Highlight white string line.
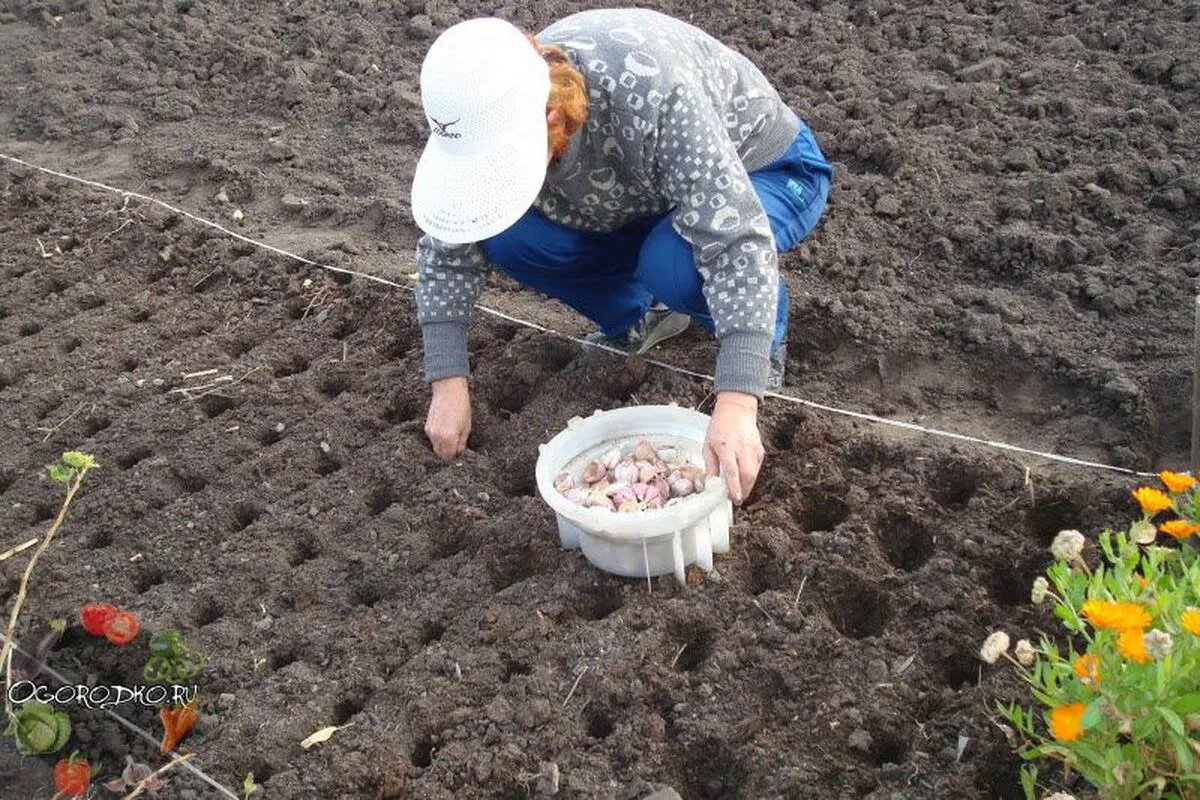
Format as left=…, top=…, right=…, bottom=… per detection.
left=0, top=150, right=1157, bottom=478
left=1, top=636, right=239, bottom=798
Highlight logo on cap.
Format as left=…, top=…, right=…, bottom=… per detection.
left=430, top=116, right=462, bottom=139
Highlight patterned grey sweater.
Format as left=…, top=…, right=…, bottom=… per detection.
left=415, top=8, right=801, bottom=396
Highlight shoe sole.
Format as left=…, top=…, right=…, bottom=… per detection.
left=635, top=312, right=692, bottom=354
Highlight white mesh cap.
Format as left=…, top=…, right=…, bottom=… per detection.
left=411, top=18, right=551, bottom=244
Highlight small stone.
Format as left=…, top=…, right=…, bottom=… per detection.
left=264, top=138, right=295, bottom=161
left=218, top=692, right=236, bottom=707
left=1017, top=69, right=1041, bottom=87
left=281, top=193, right=308, bottom=210
left=485, top=697, right=513, bottom=725
left=874, top=195, right=902, bottom=216
left=535, top=762, right=560, bottom=796
left=958, top=57, right=1006, bottom=82
left=231, top=208, right=244, bottom=223
left=1003, top=147, right=1038, bottom=172
left=214, top=188, right=229, bottom=203
left=643, top=789, right=684, bottom=800
left=406, top=13, right=435, bottom=39
left=866, top=658, right=889, bottom=683
left=849, top=727, right=874, bottom=753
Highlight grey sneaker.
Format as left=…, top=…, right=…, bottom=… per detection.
left=767, top=339, right=788, bottom=390
left=584, top=305, right=692, bottom=355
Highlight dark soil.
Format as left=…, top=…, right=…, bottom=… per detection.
left=0, top=0, right=1196, bottom=798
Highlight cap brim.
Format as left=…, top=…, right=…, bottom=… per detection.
left=411, top=122, right=548, bottom=245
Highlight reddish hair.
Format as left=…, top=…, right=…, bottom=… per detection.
left=528, top=34, right=588, bottom=159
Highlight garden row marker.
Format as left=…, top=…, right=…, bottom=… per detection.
left=0, top=637, right=240, bottom=798
left=0, top=151, right=1159, bottom=478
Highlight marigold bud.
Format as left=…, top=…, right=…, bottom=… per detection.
left=979, top=631, right=1010, bottom=664
left=1014, top=639, right=1036, bottom=667
left=1050, top=529, right=1085, bottom=561
left=1144, top=629, right=1173, bottom=660
left=1031, top=576, right=1049, bottom=604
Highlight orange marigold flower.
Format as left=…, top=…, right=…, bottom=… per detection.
left=1181, top=609, right=1200, bottom=636
left=1081, top=600, right=1152, bottom=632
left=1049, top=703, right=1086, bottom=741
left=1159, top=520, right=1200, bottom=540
left=1159, top=471, right=1197, bottom=494
left=1072, top=654, right=1101, bottom=685
left=1132, top=487, right=1173, bottom=514
left=1117, top=628, right=1151, bottom=664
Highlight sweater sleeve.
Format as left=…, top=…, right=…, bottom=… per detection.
left=648, top=86, right=780, bottom=397
left=414, top=234, right=490, bottom=382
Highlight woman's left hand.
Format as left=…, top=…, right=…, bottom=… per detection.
left=703, top=391, right=765, bottom=505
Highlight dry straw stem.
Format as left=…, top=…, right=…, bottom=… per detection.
left=121, top=753, right=196, bottom=800
left=0, top=537, right=38, bottom=563
left=0, top=465, right=91, bottom=713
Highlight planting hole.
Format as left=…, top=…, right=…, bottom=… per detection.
left=32, top=501, right=57, bottom=523
left=77, top=295, right=105, bottom=310
left=674, top=627, right=713, bottom=673
left=230, top=500, right=263, bottom=531
left=587, top=708, right=614, bottom=739
left=988, top=554, right=1048, bottom=606
left=576, top=586, right=623, bottom=621
left=420, top=621, right=445, bottom=645
left=314, top=450, right=341, bottom=476
left=320, top=375, right=350, bottom=399
left=411, top=735, right=435, bottom=768
left=823, top=573, right=891, bottom=639
left=19, top=321, right=41, bottom=337
left=365, top=485, right=394, bottom=515
left=83, top=416, right=111, bottom=437
left=274, top=354, right=309, bottom=378
left=60, top=336, right=81, bottom=354
left=133, top=565, right=165, bottom=594
left=192, top=597, right=224, bottom=627
left=270, top=647, right=298, bottom=671
left=289, top=533, right=320, bottom=566
left=501, top=654, right=531, bottom=682
left=679, top=740, right=748, bottom=800
left=259, top=425, right=283, bottom=445
left=382, top=396, right=417, bottom=425
left=1026, top=496, right=1083, bottom=544
left=930, top=464, right=979, bottom=508
left=86, top=529, right=113, bottom=549
left=119, top=354, right=139, bottom=372
left=352, top=583, right=381, bottom=608
left=876, top=512, right=935, bottom=571
left=115, top=446, right=152, bottom=470
left=170, top=468, right=207, bottom=494
left=0, top=468, right=15, bottom=495
left=200, top=394, right=236, bottom=418
left=941, top=653, right=980, bottom=689
left=333, top=697, right=363, bottom=725
left=797, top=492, right=850, bottom=532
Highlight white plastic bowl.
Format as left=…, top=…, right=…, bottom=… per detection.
left=535, top=405, right=733, bottom=586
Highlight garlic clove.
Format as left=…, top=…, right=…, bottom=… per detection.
left=584, top=490, right=614, bottom=510
left=656, top=447, right=678, bottom=463
left=632, top=482, right=649, bottom=501
left=643, top=484, right=662, bottom=504
left=600, top=447, right=622, bottom=469
left=613, top=461, right=639, bottom=485
left=633, top=440, right=658, bottom=462
left=564, top=488, right=585, bottom=504
left=651, top=476, right=671, bottom=501
left=669, top=477, right=694, bottom=497
left=592, top=477, right=611, bottom=494
left=554, top=471, right=575, bottom=493
left=605, top=481, right=629, bottom=497
left=617, top=499, right=640, bottom=513
left=645, top=495, right=664, bottom=510
left=581, top=461, right=607, bottom=484
left=637, top=461, right=660, bottom=482
left=612, top=486, right=636, bottom=505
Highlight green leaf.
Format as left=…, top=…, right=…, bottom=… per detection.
left=1082, top=698, right=1104, bottom=730
left=60, top=451, right=97, bottom=470
left=1173, top=694, right=1200, bottom=715
left=1019, top=766, right=1037, bottom=800
left=1160, top=707, right=1186, bottom=738
left=47, top=463, right=74, bottom=483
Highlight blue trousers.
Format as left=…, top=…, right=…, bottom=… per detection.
left=480, top=127, right=833, bottom=350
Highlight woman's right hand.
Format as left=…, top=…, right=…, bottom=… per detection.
left=425, top=376, right=472, bottom=460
